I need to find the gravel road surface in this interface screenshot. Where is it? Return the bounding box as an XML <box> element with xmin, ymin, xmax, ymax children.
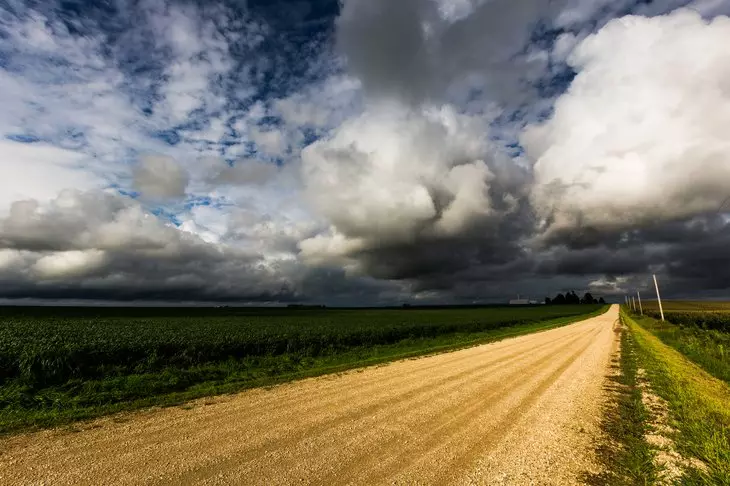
<box><xmin>0</xmin><ymin>305</ymin><xmax>619</xmax><ymax>485</ymax></box>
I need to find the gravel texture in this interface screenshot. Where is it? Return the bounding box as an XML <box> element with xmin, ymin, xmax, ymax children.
<box><xmin>0</xmin><ymin>305</ymin><xmax>619</xmax><ymax>485</ymax></box>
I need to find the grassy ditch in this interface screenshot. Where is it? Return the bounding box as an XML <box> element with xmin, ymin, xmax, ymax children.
<box><xmin>623</xmin><ymin>310</ymin><xmax>730</xmax><ymax>484</ymax></box>
<box><xmin>589</xmin><ymin>319</ymin><xmax>657</xmax><ymax>485</ymax></box>
<box><xmin>630</xmin><ymin>312</ymin><xmax>730</xmax><ymax>385</ymax></box>
<box><xmin>0</xmin><ymin>305</ymin><xmax>607</xmax><ymax>435</ymax></box>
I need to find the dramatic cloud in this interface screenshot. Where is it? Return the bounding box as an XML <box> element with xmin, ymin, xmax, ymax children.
<box><xmin>336</xmin><ymin>0</ymin><xmax>563</xmax><ymax>105</ymax></box>
<box><xmin>0</xmin><ymin>190</ymin><xmax>304</xmax><ymax>302</ymax></box>
<box><xmin>298</xmin><ymin>100</ymin><xmax>536</xmax><ymax>285</ymax></box>
<box><xmin>1</xmin><ymin>0</ymin><xmax>730</xmax><ymax>304</ymax></box>
<box><xmin>524</xmin><ymin>10</ymin><xmax>730</xmax><ymax>242</ymax></box>
<box><xmin>302</xmin><ymin>104</ymin><xmax>498</xmax><ymax>243</ymax></box>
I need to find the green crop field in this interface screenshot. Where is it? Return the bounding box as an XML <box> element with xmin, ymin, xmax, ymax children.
<box><xmin>626</xmin><ymin>301</ymin><xmax>730</xmax><ymax>384</ymax></box>
<box><xmin>641</xmin><ymin>300</ymin><xmax>730</xmax><ymax>313</ymax></box>
<box><xmin>638</xmin><ymin>300</ymin><xmax>730</xmax><ymax>332</ymax></box>
<box><xmin>0</xmin><ymin>304</ymin><xmax>603</xmax><ymax>433</ymax></box>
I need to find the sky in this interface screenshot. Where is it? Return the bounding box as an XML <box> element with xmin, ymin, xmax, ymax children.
<box><xmin>2</xmin><ymin>0</ymin><xmax>730</xmax><ymax>305</ymax></box>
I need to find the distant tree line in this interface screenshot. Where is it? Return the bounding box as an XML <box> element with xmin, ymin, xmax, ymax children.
<box><xmin>544</xmin><ymin>291</ymin><xmax>605</xmax><ymax>305</ymax></box>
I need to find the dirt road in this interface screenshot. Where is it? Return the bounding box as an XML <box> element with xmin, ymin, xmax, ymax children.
<box><xmin>0</xmin><ymin>305</ymin><xmax>618</xmax><ymax>485</ymax></box>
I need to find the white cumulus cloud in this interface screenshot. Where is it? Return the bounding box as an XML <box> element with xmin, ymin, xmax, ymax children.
<box><xmin>524</xmin><ymin>9</ymin><xmax>730</xmax><ymax>239</ymax></box>
<box><xmin>299</xmin><ymin>101</ymin><xmax>517</xmax><ymax>268</ymax></box>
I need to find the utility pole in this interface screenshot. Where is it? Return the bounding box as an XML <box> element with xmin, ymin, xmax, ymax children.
<box><xmin>630</xmin><ymin>296</ymin><xmax>635</xmax><ymax>312</ymax></box>
<box><xmin>653</xmin><ymin>274</ymin><xmax>665</xmax><ymax>321</ymax></box>
<box><xmin>637</xmin><ymin>291</ymin><xmax>643</xmax><ymax>315</ymax></box>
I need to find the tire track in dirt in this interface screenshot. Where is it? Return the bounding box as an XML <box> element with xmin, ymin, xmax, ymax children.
<box><xmin>177</xmin><ymin>324</ymin><xmax>599</xmax><ymax>484</ymax></box>
<box><xmin>340</xmin><ymin>326</ymin><xmax>604</xmax><ymax>486</ymax></box>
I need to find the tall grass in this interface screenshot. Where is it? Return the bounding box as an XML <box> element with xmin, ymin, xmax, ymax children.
<box><xmin>623</xmin><ymin>310</ymin><xmax>730</xmax><ymax>484</ymax></box>
<box><xmin>627</xmin><ymin>310</ymin><xmax>730</xmax><ymax>384</ymax></box>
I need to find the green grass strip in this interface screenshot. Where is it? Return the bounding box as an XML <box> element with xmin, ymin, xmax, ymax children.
<box><xmin>623</xmin><ymin>309</ymin><xmax>730</xmax><ymax>485</ymax></box>
<box><xmin>587</xmin><ymin>318</ymin><xmax>657</xmax><ymax>485</ymax></box>
<box><xmin>628</xmin><ymin>312</ymin><xmax>730</xmax><ymax>385</ymax></box>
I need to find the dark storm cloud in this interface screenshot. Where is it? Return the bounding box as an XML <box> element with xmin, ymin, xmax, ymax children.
<box><xmin>527</xmin><ymin>213</ymin><xmax>730</xmax><ymax>299</ymax></box>
<box><xmin>336</xmin><ymin>0</ymin><xmax>567</xmax><ymax>106</ymax></box>
<box><xmin>658</xmin><ymin>217</ymin><xmax>730</xmax><ymax>294</ymax></box>
<box><xmin>350</xmin><ymin>235</ymin><xmax>526</xmax><ymax>281</ymax></box>
<box><xmin>346</xmin><ymin>192</ymin><xmax>537</xmax><ymax>284</ymax></box>
<box><xmin>535</xmin><ymin>246</ymin><xmax>653</xmax><ymax>277</ymax></box>
<box><xmin>0</xmin><ymin>281</ymin><xmax>297</xmax><ymax>303</ymax></box>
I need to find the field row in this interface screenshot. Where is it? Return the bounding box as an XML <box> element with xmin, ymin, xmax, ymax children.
<box><xmin>643</xmin><ymin>310</ymin><xmax>730</xmax><ymax>332</ymax></box>
<box><xmin>627</xmin><ymin>300</ymin><xmax>730</xmax><ymax>332</ymax></box>
<box><xmin>640</xmin><ymin>300</ymin><xmax>730</xmax><ymax>312</ymax></box>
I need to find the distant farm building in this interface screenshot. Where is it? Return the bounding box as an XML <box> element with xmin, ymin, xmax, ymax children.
<box><xmin>509</xmin><ymin>294</ymin><xmax>540</xmax><ymax>305</ymax></box>
<box><xmin>509</xmin><ymin>296</ymin><xmax>530</xmax><ymax>305</ymax></box>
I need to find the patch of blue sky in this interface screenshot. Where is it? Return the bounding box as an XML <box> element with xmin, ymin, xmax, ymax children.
<box><xmin>216</xmin><ymin>139</ymin><xmax>242</xmax><ymax>150</ymax></box>
<box><xmin>152</xmin><ymin>129</ymin><xmax>182</xmax><ymax>146</ymax></box>
<box><xmin>255</xmin><ymin>115</ymin><xmax>285</xmax><ymax>129</ymax></box>
<box><xmin>133</xmin><ymin>85</ymin><xmax>166</xmax><ymax>119</ymax></box>
<box><xmin>153</xmin><ymin>107</ymin><xmax>232</xmax><ymax>143</ymax></box>
<box><xmin>3</xmin><ymin>52</ymin><xmax>88</xmax><ymax>87</ymax></box>
<box><xmin>535</xmin><ymin>67</ymin><xmax>576</xmax><ymax>99</ymax></box>
<box><xmin>504</xmin><ymin>142</ymin><xmax>525</xmax><ymax>158</ymax></box>
<box><xmin>150</xmin><ymin>206</ymin><xmax>182</xmax><ymax>226</ymax></box>
<box><xmin>558</xmin><ymin>0</ymin><xmax>700</xmax><ymax>33</ymax></box>
<box><xmin>231</xmin><ymin>0</ymin><xmax>340</xmax><ymax>97</ymax></box>
<box><xmin>497</xmin><ymin>107</ymin><xmax>527</xmax><ymax>126</ymax></box>
<box><xmin>516</xmin><ymin>0</ymin><xmax>701</xmax><ymax>109</ymax></box>
<box><xmin>110</xmin><ymin>184</ymin><xmax>140</xmax><ymax>199</ymax></box>
<box><xmin>236</xmin><ymin>141</ymin><xmax>258</xmax><ymax>158</ymax></box>
<box><xmin>5</xmin><ymin>133</ymin><xmax>41</xmax><ymax>143</ymax></box>
<box><xmin>184</xmin><ymin>195</ymin><xmax>232</xmax><ymax>211</ymax></box>
<box><xmin>299</xmin><ymin>127</ymin><xmax>320</xmax><ymax>147</ymax></box>
<box><xmin>528</xmin><ymin>21</ymin><xmax>566</xmax><ymax>51</ymax></box>
<box><xmin>0</xmin><ymin>50</ymin><xmax>9</xmax><ymax>70</ymax></box>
